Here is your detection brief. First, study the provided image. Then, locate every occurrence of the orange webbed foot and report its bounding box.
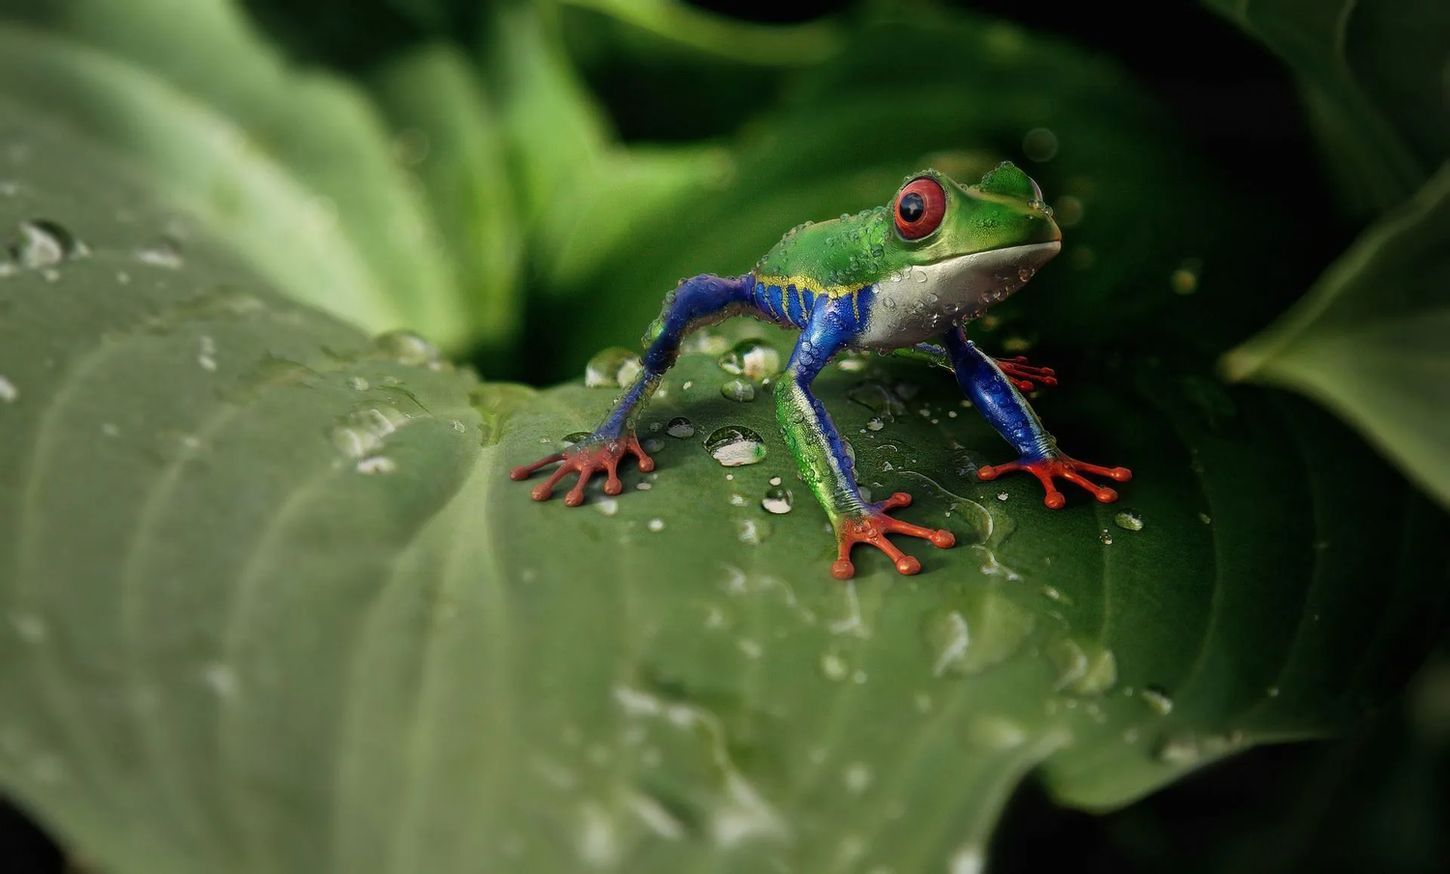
[510,433,655,506]
[831,492,955,580]
[977,455,1131,509]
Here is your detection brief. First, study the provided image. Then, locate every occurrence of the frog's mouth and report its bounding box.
[934,240,1061,318]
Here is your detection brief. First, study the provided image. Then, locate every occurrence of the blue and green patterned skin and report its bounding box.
[511,163,1132,579]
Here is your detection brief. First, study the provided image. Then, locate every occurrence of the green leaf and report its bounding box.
[0,0,475,348]
[3,99,1446,873]
[1205,0,1447,215]
[1223,163,1450,507]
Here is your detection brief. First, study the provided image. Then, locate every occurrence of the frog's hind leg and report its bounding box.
[512,273,767,504]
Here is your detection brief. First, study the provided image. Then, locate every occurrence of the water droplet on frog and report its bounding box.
[0,375,17,403]
[1140,686,1174,715]
[665,416,695,438]
[718,338,781,382]
[135,237,183,269]
[720,378,756,402]
[13,219,80,268]
[705,425,767,467]
[1113,510,1143,531]
[585,347,642,388]
[761,487,793,514]
[373,330,441,367]
[1022,127,1058,162]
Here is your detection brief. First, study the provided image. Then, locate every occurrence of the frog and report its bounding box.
[511,162,1131,579]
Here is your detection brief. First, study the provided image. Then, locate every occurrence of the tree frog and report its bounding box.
[511,163,1131,579]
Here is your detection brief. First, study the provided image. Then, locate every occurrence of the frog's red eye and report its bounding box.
[894,177,946,240]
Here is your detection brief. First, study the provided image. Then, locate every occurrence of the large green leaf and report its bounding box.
[1223,164,1450,507]
[3,100,1446,873]
[0,0,478,348]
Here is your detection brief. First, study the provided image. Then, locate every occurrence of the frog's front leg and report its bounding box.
[782,296,954,580]
[942,328,1130,508]
[511,274,752,505]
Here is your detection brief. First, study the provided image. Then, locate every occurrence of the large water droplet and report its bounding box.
[761,487,793,515]
[585,347,642,388]
[706,425,767,467]
[720,378,756,402]
[665,416,695,439]
[374,330,441,367]
[718,339,781,382]
[14,219,80,268]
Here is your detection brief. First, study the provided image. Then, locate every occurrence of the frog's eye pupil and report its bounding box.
[899,192,925,223]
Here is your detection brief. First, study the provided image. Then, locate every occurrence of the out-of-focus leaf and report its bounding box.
[3,99,1447,874]
[1223,163,1450,507]
[1205,0,1448,215]
[560,0,843,66]
[0,0,475,348]
[534,10,1309,380]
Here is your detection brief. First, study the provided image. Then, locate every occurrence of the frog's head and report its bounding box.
[881,162,1061,319]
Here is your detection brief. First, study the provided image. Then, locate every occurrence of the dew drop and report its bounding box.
[1113,510,1144,531]
[717,338,781,382]
[665,416,695,439]
[14,219,80,268]
[761,487,793,515]
[705,426,767,467]
[135,237,183,269]
[596,498,619,517]
[647,518,665,532]
[720,378,756,402]
[374,329,441,367]
[866,417,884,431]
[1140,686,1174,716]
[819,651,850,682]
[1098,529,1114,545]
[585,347,642,388]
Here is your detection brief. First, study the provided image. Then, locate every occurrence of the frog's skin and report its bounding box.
[511,163,1131,579]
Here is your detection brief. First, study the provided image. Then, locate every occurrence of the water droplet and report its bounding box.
[0,375,17,403]
[347,375,370,391]
[647,518,665,532]
[374,330,441,367]
[197,335,218,372]
[585,347,642,388]
[720,378,756,402]
[737,518,770,544]
[1098,529,1114,545]
[717,339,781,382]
[843,762,873,794]
[819,651,850,682]
[642,436,665,453]
[1170,258,1203,295]
[768,476,782,486]
[1022,127,1059,162]
[665,416,695,438]
[1047,638,1117,695]
[135,237,183,269]
[705,426,767,467]
[760,487,793,515]
[330,405,411,458]
[996,492,1009,502]
[866,417,884,431]
[1198,512,1212,525]
[595,498,618,516]
[356,456,397,475]
[1113,510,1143,531]
[1140,686,1174,715]
[14,219,80,268]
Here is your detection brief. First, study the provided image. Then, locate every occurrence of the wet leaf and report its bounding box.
[2,104,1446,874]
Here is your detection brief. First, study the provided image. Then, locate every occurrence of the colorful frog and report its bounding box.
[511,163,1131,579]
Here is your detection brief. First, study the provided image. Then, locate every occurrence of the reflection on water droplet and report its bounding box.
[197,335,218,372]
[720,378,756,402]
[1113,510,1143,531]
[596,498,618,516]
[357,456,397,475]
[585,347,642,388]
[1047,638,1117,695]
[331,405,411,458]
[642,437,664,453]
[647,518,665,532]
[819,651,850,682]
[843,762,873,794]
[761,487,793,515]
[666,416,695,438]
[1098,529,1113,545]
[706,426,767,467]
[718,338,781,382]
[1140,686,1174,715]
[866,417,884,431]
[0,375,17,403]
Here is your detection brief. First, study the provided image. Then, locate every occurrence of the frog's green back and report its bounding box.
[752,207,898,297]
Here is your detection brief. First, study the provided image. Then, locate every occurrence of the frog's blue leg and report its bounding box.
[512,273,764,505]
[895,342,1057,390]
[781,293,954,579]
[943,328,1130,508]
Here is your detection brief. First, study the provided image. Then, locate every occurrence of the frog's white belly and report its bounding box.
[856,242,1060,348]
